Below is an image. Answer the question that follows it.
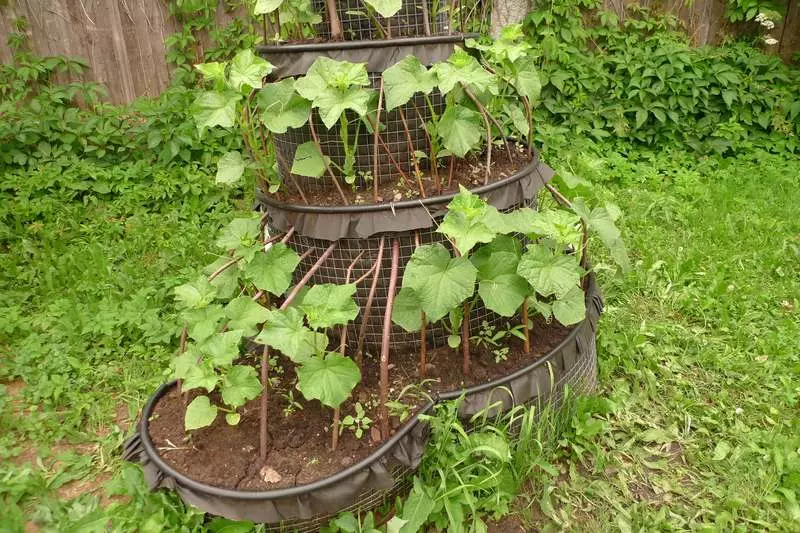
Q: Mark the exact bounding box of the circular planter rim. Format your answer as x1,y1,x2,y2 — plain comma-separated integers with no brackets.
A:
136,286,591,502
258,152,541,215
256,33,478,55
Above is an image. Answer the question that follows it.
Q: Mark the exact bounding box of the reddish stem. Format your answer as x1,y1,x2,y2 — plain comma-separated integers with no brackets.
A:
373,78,384,203
521,297,531,353
397,106,425,198
379,239,400,439
357,237,385,366
260,345,269,462
280,242,337,310
461,302,471,376
308,119,349,206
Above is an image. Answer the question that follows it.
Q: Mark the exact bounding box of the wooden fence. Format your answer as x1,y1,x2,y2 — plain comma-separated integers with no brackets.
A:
1,0,798,104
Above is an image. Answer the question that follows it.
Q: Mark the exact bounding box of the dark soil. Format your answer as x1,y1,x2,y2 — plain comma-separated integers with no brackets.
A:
271,146,532,207
148,314,570,492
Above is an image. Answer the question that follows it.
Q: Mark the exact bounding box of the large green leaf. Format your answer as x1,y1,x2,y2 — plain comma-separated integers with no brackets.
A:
478,273,529,317
216,151,245,185
294,58,371,129
201,329,244,366
437,186,507,255
402,244,477,322
527,209,582,248
185,395,218,431
517,244,581,298
224,297,270,336
399,479,435,533
437,105,483,158
245,243,300,296
295,353,360,409
228,49,273,92
215,217,261,256
193,90,241,131
183,360,219,393
297,283,358,329
257,79,311,133
203,257,240,300
571,198,630,271
433,48,495,94
391,286,423,332
221,365,262,408
252,0,283,14
183,304,226,343
513,56,542,101
254,307,327,362
174,277,217,310
471,235,522,280
195,61,226,84
290,141,326,178
551,285,585,326
382,56,436,111
362,0,402,17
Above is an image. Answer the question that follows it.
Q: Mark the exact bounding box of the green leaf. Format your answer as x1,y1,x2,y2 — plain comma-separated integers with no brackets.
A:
399,479,435,533
517,244,581,298
572,198,630,271
254,307,327,362
291,141,326,178
225,413,241,425
497,208,539,235
296,353,360,409
634,108,647,129
184,304,226,343
185,396,218,431
171,351,195,381
228,49,273,92
215,217,261,254
257,79,311,133
221,365,262,408
294,58,371,129
527,209,582,248
471,235,522,280
478,273,529,317
437,105,483,158
386,517,408,533
193,90,241,131
712,440,731,461
513,56,542,101
551,285,585,326
252,0,283,14
183,361,219,392
438,186,507,255
391,287,423,332
433,48,495,94
245,243,300,296
382,56,436,111
195,62,226,84
216,151,245,185
297,283,358,329
201,329,244,366
203,257,240,300
224,297,270,336
174,277,217,310
402,244,477,323
362,0,402,17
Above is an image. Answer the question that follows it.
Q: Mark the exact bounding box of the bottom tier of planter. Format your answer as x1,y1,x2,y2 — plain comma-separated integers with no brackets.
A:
123,275,602,527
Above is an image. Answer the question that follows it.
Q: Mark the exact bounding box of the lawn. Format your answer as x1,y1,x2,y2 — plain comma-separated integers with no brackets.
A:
1,145,798,531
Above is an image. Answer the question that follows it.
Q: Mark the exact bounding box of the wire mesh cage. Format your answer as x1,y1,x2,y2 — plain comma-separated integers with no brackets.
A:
312,0,452,40
273,74,445,193
268,201,531,353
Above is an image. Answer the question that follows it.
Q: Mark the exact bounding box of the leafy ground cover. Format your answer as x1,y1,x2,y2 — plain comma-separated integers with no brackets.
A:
1,139,798,531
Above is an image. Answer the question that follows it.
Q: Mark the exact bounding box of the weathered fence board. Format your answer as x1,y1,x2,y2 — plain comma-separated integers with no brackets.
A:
1,0,798,104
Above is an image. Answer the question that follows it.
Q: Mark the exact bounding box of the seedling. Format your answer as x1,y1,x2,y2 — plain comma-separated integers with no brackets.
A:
282,389,304,417
339,402,373,439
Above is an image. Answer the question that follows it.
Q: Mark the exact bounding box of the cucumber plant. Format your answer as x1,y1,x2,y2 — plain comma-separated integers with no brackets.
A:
171,215,362,459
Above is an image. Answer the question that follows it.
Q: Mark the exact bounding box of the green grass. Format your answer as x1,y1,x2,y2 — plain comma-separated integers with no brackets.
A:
1,146,798,531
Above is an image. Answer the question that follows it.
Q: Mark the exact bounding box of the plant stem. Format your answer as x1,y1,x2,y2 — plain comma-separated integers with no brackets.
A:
375,134,414,190
521,297,531,353
461,88,495,185
544,183,590,269
178,325,188,411
414,106,440,193
421,0,432,36
325,0,342,40
207,255,242,282
379,239,400,439
463,85,513,162
397,106,425,198
280,242,337,310
373,78,384,203
522,96,534,157
461,302,471,376
448,155,455,188
414,231,427,377
308,119,349,206
260,344,269,462
357,237,385,366
332,407,340,451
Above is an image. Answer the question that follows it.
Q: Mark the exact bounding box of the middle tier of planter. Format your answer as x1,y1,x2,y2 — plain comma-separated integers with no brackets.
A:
257,153,554,351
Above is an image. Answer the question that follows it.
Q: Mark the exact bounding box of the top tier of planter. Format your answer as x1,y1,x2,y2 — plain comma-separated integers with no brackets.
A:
312,0,454,40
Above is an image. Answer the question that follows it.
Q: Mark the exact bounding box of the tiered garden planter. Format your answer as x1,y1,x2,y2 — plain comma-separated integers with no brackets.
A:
124,274,602,527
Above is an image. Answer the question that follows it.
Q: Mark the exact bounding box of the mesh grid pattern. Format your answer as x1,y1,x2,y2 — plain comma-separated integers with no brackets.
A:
270,202,530,352
263,466,412,532
274,75,444,193
312,0,451,40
